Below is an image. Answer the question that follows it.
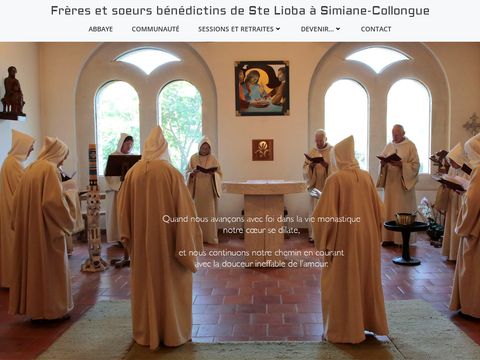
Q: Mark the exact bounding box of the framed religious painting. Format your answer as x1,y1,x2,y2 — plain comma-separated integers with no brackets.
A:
235,61,290,116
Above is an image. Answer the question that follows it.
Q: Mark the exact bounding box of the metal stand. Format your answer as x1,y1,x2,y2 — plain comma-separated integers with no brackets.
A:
384,221,429,267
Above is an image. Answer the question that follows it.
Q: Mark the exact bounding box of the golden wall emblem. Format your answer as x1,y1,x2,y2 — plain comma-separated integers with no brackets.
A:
252,139,274,161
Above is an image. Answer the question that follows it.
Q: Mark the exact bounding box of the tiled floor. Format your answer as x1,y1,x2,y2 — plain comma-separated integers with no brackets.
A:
0,232,479,359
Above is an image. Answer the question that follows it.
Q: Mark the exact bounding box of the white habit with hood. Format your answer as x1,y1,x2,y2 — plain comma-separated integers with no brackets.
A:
118,126,203,348
186,136,222,244
105,133,133,243
313,135,388,343
441,142,470,261
449,133,480,318
0,130,35,288
303,143,334,238
377,137,419,245
9,137,75,320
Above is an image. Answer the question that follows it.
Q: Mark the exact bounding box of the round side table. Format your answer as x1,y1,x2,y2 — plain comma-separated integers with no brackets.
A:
383,221,429,266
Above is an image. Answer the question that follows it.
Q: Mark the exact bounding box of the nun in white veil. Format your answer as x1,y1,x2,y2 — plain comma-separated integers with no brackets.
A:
186,136,222,244
9,136,75,320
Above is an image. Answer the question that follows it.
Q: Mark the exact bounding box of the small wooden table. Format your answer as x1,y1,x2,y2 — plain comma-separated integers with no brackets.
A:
383,221,429,266
223,180,305,266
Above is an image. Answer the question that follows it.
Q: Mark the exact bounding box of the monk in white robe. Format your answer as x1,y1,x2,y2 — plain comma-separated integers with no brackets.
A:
0,130,34,288
449,133,480,318
377,125,419,245
118,126,203,348
303,129,334,241
105,133,134,243
186,136,222,244
9,137,75,320
313,135,388,343
441,143,470,261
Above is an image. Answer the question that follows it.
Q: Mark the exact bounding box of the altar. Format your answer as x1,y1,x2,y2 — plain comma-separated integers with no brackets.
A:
222,180,306,266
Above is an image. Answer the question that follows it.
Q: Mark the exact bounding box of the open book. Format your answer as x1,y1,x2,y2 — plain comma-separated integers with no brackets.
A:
461,163,472,176
308,188,321,199
196,165,218,174
430,149,448,160
304,153,325,163
377,153,402,162
105,155,142,177
432,174,468,192
60,168,77,182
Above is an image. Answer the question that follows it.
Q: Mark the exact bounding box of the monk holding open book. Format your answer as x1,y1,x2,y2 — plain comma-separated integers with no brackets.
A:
435,143,471,261
186,136,222,244
303,129,334,242
377,124,419,246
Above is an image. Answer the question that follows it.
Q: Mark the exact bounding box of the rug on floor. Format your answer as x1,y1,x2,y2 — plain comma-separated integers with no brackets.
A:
39,300,480,360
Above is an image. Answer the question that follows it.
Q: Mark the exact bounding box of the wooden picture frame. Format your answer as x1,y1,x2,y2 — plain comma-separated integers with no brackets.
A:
252,139,274,161
235,61,289,116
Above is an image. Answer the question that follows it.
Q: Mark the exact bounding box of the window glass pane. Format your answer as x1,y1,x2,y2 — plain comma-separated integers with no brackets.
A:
346,47,409,74
116,48,181,75
158,81,202,173
95,81,140,175
387,79,431,173
325,79,369,169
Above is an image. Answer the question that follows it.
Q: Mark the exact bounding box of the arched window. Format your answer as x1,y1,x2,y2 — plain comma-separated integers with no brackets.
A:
76,43,216,187
95,81,140,175
310,43,448,178
325,79,369,169
158,81,202,173
346,47,409,74
387,79,431,173
115,48,181,75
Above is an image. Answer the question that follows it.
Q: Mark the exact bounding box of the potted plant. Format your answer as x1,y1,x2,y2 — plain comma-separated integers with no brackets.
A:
417,197,445,248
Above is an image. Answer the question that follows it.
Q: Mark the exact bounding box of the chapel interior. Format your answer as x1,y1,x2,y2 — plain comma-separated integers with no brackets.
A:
1,42,480,358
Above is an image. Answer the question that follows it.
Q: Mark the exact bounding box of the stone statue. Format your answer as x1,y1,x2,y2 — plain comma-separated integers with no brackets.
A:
1,66,25,115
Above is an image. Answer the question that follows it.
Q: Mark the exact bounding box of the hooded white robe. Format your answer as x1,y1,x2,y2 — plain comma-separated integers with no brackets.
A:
62,178,84,255
118,126,203,348
9,137,75,319
449,133,480,318
377,137,419,245
303,144,334,238
0,130,34,288
105,133,133,243
313,135,388,343
441,143,470,261
186,137,222,244
303,144,334,192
